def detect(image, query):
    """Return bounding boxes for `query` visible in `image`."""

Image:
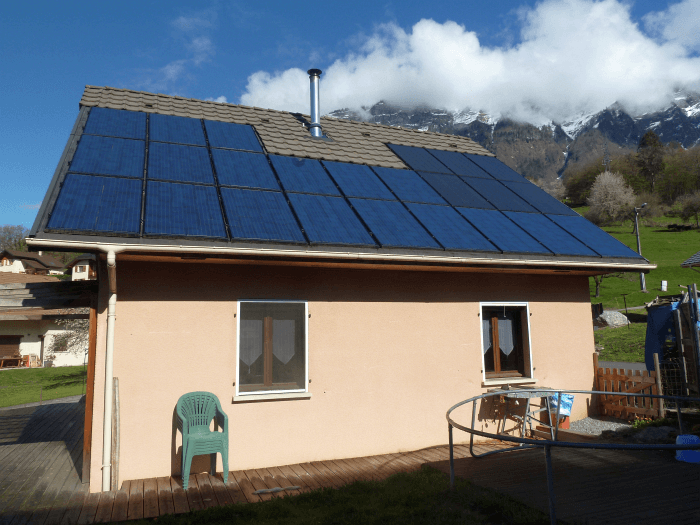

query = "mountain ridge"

[327,92,700,182]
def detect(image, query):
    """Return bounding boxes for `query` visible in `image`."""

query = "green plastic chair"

[176,392,228,490]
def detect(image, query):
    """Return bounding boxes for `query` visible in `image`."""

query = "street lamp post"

[634,203,647,292]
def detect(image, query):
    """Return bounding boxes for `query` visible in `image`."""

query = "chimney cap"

[307,68,322,77]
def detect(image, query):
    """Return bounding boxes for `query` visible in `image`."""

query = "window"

[76,265,86,272]
[237,301,307,395]
[481,303,532,379]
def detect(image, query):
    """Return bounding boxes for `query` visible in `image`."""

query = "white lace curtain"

[240,319,296,368]
[482,312,515,356]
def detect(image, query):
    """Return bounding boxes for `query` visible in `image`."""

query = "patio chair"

[176,391,229,490]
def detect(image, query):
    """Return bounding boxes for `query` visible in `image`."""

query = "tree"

[636,130,664,191]
[0,225,29,251]
[586,171,636,225]
[678,191,700,227]
[45,311,89,363]
[534,177,566,201]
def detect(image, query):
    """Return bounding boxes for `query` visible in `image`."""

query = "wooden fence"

[593,354,662,419]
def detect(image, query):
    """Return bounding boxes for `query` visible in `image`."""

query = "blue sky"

[2,0,698,228]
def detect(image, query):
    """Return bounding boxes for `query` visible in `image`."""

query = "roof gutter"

[25,238,655,273]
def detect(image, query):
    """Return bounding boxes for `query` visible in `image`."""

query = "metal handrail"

[446,388,700,525]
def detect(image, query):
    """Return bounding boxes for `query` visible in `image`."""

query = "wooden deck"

[2,400,698,525]
[430,446,700,525]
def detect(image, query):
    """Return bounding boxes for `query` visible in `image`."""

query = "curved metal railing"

[446,389,700,525]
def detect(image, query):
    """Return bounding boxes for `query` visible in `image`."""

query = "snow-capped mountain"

[328,91,700,182]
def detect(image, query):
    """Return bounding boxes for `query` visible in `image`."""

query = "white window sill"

[233,392,312,403]
[482,378,537,387]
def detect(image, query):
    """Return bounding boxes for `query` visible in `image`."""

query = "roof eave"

[25,236,654,275]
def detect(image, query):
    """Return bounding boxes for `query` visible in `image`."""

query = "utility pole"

[634,203,647,292]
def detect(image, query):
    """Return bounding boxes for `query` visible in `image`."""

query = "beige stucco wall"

[88,260,596,492]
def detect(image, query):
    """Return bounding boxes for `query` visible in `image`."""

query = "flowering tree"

[45,309,89,363]
[586,171,636,225]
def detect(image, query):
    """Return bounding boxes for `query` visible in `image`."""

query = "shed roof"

[681,250,700,267]
[27,86,652,274]
[0,250,63,269]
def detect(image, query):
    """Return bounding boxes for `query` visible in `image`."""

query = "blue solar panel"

[269,155,340,195]
[387,144,452,173]
[83,107,146,140]
[456,208,551,254]
[149,114,205,146]
[350,199,440,248]
[461,177,537,212]
[212,150,279,190]
[427,149,493,178]
[204,120,263,152]
[417,172,494,209]
[70,135,144,178]
[464,154,528,182]
[372,167,446,204]
[503,212,599,256]
[502,181,578,215]
[288,194,375,246]
[405,203,498,251]
[47,174,141,233]
[547,215,643,258]
[221,188,306,243]
[322,161,395,200]
[144,182,226,238]
[148,143,214,184]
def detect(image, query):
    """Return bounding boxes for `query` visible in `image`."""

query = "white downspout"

[102,251,117,491]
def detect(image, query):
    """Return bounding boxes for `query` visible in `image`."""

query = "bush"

[586,171,636,225]
[677,191,700,227]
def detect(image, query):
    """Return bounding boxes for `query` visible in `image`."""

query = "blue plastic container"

[675,434,700,463]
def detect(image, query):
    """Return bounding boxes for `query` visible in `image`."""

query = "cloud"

[205,96,228,103]
[240,0,700,124]
[644,0,700,53]
[137,10,217,92]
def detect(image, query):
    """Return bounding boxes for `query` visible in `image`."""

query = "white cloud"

[138,11,217,92]
[240,0,700,124]
[644,0,700,53]
[205,96,228,103]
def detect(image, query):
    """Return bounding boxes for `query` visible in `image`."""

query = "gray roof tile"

[80,86,492,166]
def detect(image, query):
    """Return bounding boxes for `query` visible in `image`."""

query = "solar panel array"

[45,107,643,259]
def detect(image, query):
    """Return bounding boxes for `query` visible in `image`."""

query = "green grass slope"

[0,365,87,408]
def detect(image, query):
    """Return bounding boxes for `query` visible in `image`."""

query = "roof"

[0,250,63,269]
[64,253,96,269]
[0,273,60,285]
[27,85,653,274]
[681,250,700,267]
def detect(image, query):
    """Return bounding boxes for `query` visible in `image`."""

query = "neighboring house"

[27,83,654,493]
[65,254,97,281]
[0,273,88,367]
[0,249,64,275]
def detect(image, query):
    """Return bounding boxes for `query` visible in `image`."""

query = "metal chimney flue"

[307,69,322,138]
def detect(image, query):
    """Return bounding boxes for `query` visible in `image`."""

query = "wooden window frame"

[236,300,309,397]
[480,302,532,381]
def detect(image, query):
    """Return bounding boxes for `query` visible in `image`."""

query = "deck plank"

[109,480,130,522]
[92,492,115,524]
[221,473,247,504]
[155,476,175,516]
[286,464,322,490]
[185,474,205,512]
[75,491,99,525]
[168,477,189,515]
[276,464,313,492]
[194,474,218,509]
[126,479,144,521]
[245,470,273,501]
[307,461,344,488]
[207,473,234,507]
[230,470,260,503]
[142,478,159,518]
[57,488,86,525]
[266,466,302,496]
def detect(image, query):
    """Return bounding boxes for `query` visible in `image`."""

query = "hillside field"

[587,214,700,309]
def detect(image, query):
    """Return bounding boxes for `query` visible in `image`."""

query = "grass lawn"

[594,322,647,363]
[581,214,700,310]
[0,365,87,408]
[131,467,552,525]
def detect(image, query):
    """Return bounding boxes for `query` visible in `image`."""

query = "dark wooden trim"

[82,296,98,484]
[490,314,501,374]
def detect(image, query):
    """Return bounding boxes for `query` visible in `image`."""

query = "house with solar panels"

[28,78,654,492]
